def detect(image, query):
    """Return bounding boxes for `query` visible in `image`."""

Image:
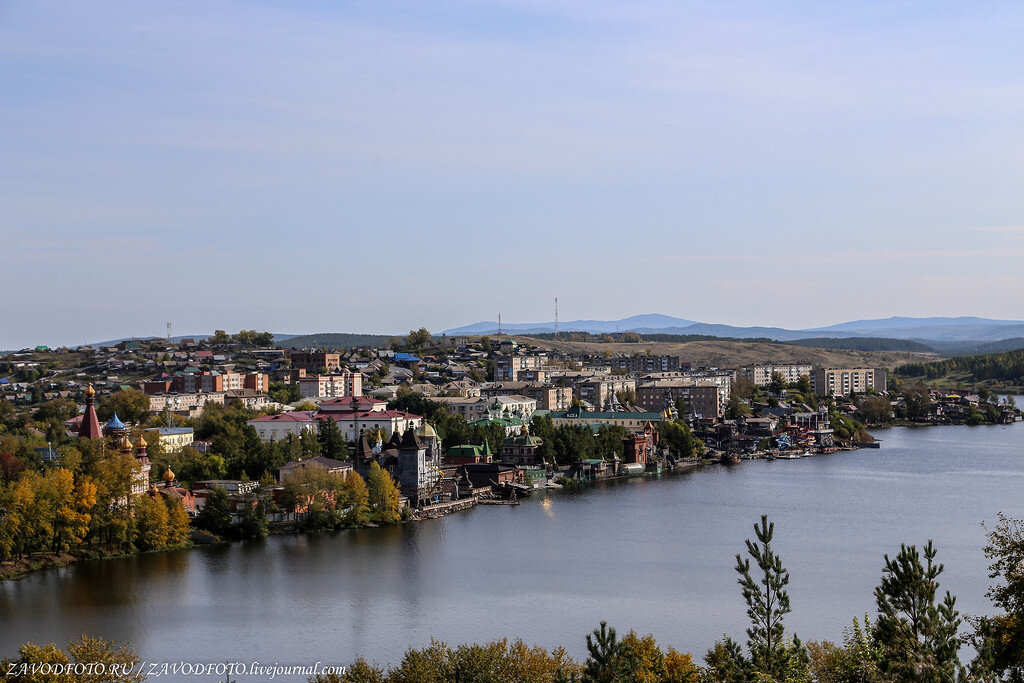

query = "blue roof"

[105,413,125,430]
[394,353,421,362]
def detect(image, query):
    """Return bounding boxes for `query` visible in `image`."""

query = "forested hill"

[784,337,934,352]
[895,348,1024,383]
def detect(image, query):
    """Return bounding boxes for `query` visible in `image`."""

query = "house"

[143,427,195,453]
[278,456,352,483]
[445,442,494,465]
[501,430,543,466]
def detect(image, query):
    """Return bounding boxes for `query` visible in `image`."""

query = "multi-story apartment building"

[742,364,813,386]
[480,382,574,411]
[812,367,887,397]
[493,353,547,381]
[147,391,226,413]
[167,371,268,394]
[298,372,363,399]
[288,350,342,373]
[636,380,724,419]
[608,355,687,373]
[576,377,637,410]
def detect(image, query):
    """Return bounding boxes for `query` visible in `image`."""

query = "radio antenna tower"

[498,312,502,336]
[554,297,559,338]
[166,322,172,340]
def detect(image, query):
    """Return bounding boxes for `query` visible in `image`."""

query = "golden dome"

[121,434,133,450]
[416,421,438,439]
[136,434,147,448]
[162,467,175,482]
[84,384,95,398]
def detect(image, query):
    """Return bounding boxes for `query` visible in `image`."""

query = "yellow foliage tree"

[134,495,169,551]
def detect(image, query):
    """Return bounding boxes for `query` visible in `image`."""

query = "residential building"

[493,353,546,381]
[431,395,537,422]
[501,429,543,466]
[636,380,725,419]
[547,406,665,432]
[742,365,813,386]
[812,368,887,397]
[246,397,423,442]
[481,382,573,411]
[168,371,268,394]
[576,377,637,410]
[278,456,352,483]
[609,355,686,373]
[298,372,363,399]
[288,350,342,373]
[143,427,195,453]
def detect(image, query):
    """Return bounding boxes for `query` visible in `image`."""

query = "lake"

[2,422,1022,680]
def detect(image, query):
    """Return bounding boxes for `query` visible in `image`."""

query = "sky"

[2,1,1024,348]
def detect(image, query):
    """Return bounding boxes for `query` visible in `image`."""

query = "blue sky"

[3,1,1024,348]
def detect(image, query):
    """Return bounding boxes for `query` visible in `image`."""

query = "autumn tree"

[134,494,170,551]
[971,513,1024,679]
[366,461,401,524]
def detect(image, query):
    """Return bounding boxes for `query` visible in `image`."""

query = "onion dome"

[136,434,147,448]
[163,467,175,483]
[105,413,125,431]
[84,384,96,398]
[416,421,438,439]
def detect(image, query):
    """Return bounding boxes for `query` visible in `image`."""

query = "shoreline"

[4,420,1014,583]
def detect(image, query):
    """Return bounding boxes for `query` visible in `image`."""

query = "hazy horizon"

[3,1,1024,350]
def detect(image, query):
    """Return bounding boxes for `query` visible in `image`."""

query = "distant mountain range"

[442,315,1024,344]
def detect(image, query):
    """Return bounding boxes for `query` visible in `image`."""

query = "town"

[0,329,1019,577]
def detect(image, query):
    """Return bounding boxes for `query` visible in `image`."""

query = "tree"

[872,540,962,681]
[796,374,812,396]
[366,461,400,524]
[134,494,170,551]
[709,514,809,680]
[403,328,431,351]
[97,388,150,425]
[209,330,231,345]
[767,372,787,396]
[341,470,370,526]
[583,621,622,683]
[195,485,232,536]
[317,417,350,461]
[971,513,1024,680]
[724,395,751,420]
[165,498,191,546]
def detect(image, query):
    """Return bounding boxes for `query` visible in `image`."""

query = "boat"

[774,452,802,460]
[719,452,741,465]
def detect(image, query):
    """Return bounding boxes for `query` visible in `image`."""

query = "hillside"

[277,333,395,349]
[895,348,1024,391]
[516,337,934,370]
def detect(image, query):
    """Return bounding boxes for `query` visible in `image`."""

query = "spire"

[78,384,102,439]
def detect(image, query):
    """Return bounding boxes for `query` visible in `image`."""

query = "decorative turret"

[163,467,175,486]
[78,384,102,439]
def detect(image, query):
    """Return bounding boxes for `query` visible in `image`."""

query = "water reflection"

[1,423,1022,681]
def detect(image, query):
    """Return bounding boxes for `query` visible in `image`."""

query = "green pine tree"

[872,540,962,681]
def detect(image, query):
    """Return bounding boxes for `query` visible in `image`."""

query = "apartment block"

[811,367,887,397]
[636,380,724,419]
[298,372,363,399]
[742,365,813,386]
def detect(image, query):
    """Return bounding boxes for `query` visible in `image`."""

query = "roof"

[280,456,352,471]
[104,413,125,430]
[146,427,194,436]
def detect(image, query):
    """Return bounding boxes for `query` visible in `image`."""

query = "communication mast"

[554,297,559,338]
[497,312,502,336]
[166,322,172,340]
